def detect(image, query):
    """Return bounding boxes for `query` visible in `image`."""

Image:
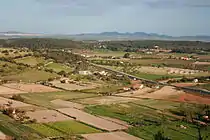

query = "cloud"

[34,0,210,17]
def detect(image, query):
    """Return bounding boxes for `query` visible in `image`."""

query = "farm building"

[79,71,92,75]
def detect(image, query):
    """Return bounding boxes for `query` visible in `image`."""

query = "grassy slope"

[2,69,58,82]
[45,62,72,73]
[15,56,46,66]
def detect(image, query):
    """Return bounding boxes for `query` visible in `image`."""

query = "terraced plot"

[82,131,141,140]
[0,97,31,108]
[3,83,61,93]
[26,120,101,137]
[58,108,128,131]
[26,110,73,123]
[0,85,26,95]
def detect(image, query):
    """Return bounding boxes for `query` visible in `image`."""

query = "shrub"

[11,95,24,102]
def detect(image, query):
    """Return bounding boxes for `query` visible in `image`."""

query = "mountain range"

[1,31,210,42]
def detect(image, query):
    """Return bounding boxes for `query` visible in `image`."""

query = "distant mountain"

[0,31,210,42]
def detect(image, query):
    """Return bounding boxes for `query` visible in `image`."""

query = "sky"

[0,0,210,36]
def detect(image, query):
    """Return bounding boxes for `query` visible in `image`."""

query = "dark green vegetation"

[91,40,210,53]
[0,38,210,53]
[0,113,43,140]
[3,38,82,49]
[85,101,210,140]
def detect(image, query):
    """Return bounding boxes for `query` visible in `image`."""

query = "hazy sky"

[0,0,210,36]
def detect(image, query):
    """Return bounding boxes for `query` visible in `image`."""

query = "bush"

[11,95,24,102]
[154,131,171,140]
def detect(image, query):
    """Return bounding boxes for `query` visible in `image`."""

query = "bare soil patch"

[77,96,139,105]
[26,110,73,123]
[174,93,210,105]
[58,108,127,131]
[0,85,27,95]
[140,86,184,99]
[82,131,141,140]
[0,97,31,108]
[118,87,152,97]
[3,83,60,93]
[51,99,84,109]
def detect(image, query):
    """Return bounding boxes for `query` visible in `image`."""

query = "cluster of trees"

[1,38,210,53]
[90,40,210,53]
[1,38,82,49]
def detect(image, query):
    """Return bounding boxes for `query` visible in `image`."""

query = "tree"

[154,131,171,140]
[123,53,130,58]
[58,70,68,77]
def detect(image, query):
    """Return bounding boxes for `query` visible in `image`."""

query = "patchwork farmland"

[0,40,209,140]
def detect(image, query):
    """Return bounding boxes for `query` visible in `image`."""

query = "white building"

[79,71,92,75]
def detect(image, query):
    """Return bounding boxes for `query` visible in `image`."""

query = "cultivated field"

[76,96,139,105]
[86,103,210,140]
[26,120,101,137]
[0,85,26,95]
[118,87,152,97]
[0,97,31,108]
[58,108,128,131]
[21,91,97,108]
[82,131,141,140]
[3,69,58,82]
[26,110,72,123]
[140,86,185,99]
[51,99,84,109]
[3,83,60,93]
[174,93,210,105]
[50,80,99,91]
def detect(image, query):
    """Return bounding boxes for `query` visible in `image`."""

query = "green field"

[25,120,101,137]
[132,99,180,110]
[21,91,98,108]
[45,62,73,73]
[133,72,179,80]
[85,102,210,140]
[24,123,63,137]
[2,69,58,82]
[15,56,46,66]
